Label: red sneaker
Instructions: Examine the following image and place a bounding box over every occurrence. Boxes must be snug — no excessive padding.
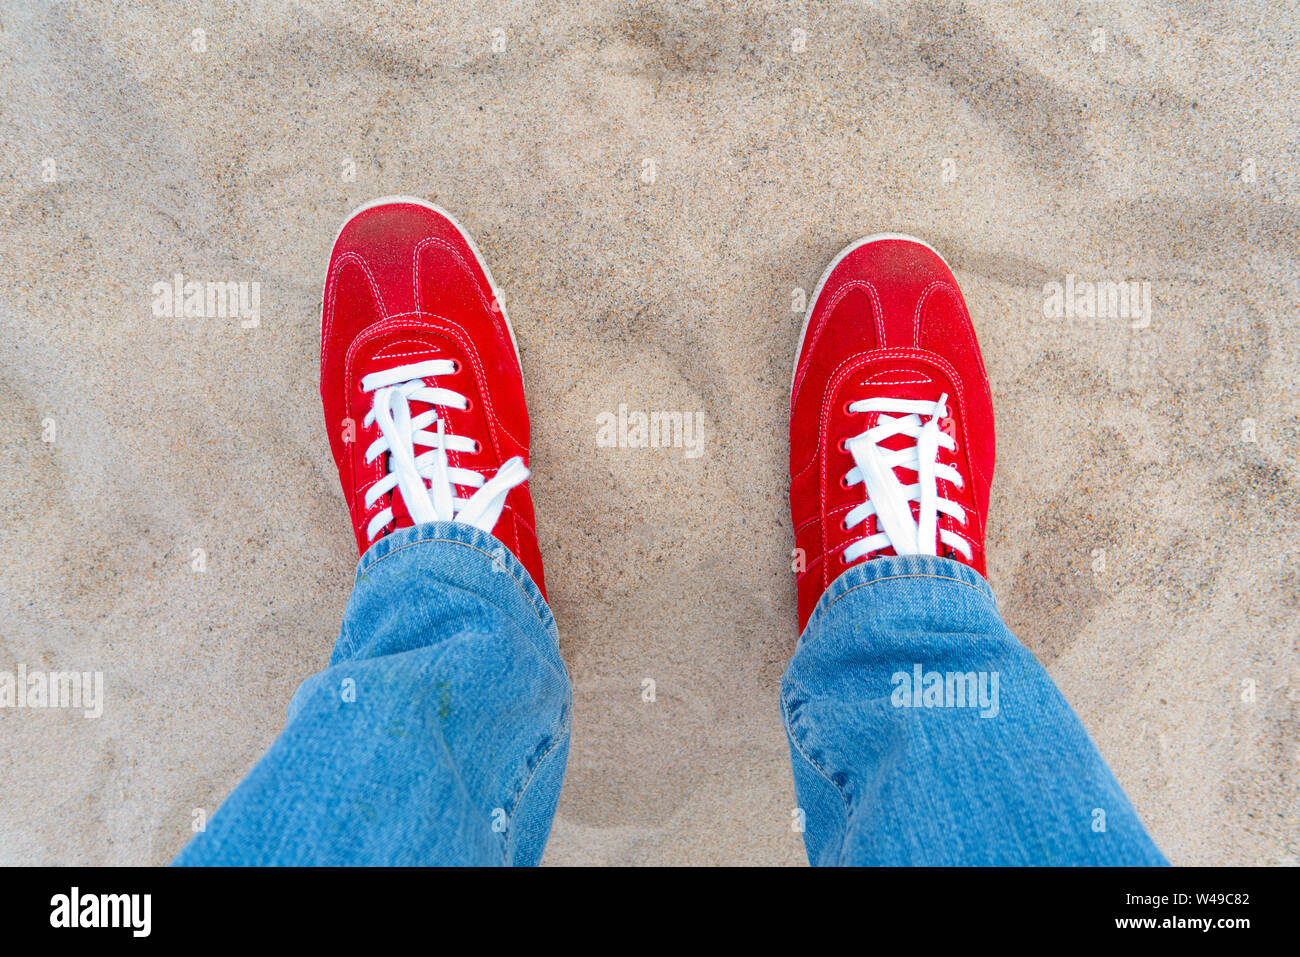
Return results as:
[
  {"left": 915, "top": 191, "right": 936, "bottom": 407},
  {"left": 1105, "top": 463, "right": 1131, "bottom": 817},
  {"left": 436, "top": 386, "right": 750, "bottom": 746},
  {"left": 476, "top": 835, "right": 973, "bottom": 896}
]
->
[
  {"left": 320, "top": 196, "right": 546, "bottom": 596},
  {"left": 789, "top": 235, "right": 995, "bottom": 631}
]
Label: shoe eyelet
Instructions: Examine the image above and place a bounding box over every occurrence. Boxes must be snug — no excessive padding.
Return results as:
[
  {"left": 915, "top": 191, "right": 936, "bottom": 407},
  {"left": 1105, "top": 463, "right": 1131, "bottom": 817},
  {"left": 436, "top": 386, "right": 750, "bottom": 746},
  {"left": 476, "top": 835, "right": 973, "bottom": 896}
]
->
[
  {"left": 463, "top": 397, "right": 474, "bottom": 413},
  {"left": 842, "top": 401, "right": 856, "bottom": 415},
  {"left": 449, "top": 360, "right": 462, "bottom": 374},
  {"left": 840, "top": 518, "right": 850, "bottom": 531},
  {"left": 838, "top": 474, "right": 850, "bottom": 488},
  {"left": 838, "top": 438, "right": 849, "bottom": 452},
  {"left": 471, "top": 440, "right": 482, "bottom": 454}
]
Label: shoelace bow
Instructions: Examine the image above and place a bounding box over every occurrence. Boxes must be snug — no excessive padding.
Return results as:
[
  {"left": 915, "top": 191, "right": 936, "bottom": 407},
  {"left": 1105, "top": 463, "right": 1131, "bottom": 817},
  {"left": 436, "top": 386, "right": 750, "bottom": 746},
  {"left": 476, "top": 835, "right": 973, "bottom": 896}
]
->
[
  {"left": 840, "top": 392, "right": 971, "bottom": 564},
  {"left": 360, "top": 359, "right": 528, "bottom": 541}
]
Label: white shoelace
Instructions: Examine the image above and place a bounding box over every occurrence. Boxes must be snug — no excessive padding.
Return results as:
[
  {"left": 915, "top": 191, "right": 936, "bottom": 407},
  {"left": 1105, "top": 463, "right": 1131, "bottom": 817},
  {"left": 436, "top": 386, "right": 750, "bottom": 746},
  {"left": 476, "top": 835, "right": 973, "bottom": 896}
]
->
[
  {"left": 840, "top": 393, "right": 971, "bottom": 564},
  {"left": 360, "top": 359, "right": 529, "bottom": 542}
]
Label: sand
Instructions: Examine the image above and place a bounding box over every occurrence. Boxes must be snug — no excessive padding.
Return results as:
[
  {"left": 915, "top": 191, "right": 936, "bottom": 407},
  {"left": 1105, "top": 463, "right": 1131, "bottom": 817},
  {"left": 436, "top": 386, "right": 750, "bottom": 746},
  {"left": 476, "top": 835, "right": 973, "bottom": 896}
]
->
[{"left": 0, "top": 0, "right": 1295, "bottom": 865}]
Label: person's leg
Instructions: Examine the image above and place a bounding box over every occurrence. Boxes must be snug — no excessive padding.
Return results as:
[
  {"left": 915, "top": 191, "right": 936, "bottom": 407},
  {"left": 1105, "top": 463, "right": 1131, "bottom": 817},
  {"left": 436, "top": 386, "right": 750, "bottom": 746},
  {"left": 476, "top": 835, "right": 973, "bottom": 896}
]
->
[
  {"left": 786, "top": 235, "right": 1164, "bottom": 865},
  {"left": 781, "top": 553, "right": 1165, "bottom": 865},
  {"left": 175, "top": 198, "right": 565, "bottom": 865},
  {"left": 175, "top": 521, "right": 570, "bottom": 866}
]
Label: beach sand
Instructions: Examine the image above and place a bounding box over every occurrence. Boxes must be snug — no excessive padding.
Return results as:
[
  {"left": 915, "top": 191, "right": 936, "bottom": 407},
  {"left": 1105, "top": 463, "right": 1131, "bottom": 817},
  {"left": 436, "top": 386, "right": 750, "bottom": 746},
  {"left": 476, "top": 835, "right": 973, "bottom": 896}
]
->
[{"left": 0, "top": 0, "right": 1295, "bottom": 865}]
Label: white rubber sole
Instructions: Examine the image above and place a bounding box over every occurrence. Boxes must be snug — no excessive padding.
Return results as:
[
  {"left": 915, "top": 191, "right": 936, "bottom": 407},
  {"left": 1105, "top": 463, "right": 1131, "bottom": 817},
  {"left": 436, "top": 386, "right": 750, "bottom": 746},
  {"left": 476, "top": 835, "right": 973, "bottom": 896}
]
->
[
  {"left": 790, "top": 232, "right": 953, "bottom": 396},
  {"left": 329, "top": 194, "right": 525, "bottom": 383}
]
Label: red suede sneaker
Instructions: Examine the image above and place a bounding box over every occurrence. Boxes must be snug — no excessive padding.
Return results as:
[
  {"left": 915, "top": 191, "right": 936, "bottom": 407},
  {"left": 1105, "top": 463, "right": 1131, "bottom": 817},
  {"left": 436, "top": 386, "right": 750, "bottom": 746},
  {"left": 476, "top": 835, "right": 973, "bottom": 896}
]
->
[
  {"left": 320, "top": 196, "right": 546, "bottom": 596},
  {"left": 789, "top": 234, "right": 995, "bottom": 631}
]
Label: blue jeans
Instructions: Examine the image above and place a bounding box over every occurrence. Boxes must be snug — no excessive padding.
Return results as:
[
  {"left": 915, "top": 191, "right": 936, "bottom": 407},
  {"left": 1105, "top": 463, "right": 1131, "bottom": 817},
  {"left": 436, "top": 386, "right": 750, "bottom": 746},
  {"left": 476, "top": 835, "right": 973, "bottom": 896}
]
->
[
  {"left": 175, "top": 524, "right": 1165, "bottom": 866},
  {"left": 783, "top": 554, "right": 1166, "bottom": 865}
]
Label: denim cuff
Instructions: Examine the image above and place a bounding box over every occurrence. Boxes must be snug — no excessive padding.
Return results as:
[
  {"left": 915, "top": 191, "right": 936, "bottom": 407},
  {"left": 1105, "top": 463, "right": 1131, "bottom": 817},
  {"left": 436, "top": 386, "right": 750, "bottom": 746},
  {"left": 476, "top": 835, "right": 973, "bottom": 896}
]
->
[
  {"left": 804, "top": 553, "right": 996, "bottom": 636},
  {"left": 351, "top": 520, "right": 554, "bottom": 640}
]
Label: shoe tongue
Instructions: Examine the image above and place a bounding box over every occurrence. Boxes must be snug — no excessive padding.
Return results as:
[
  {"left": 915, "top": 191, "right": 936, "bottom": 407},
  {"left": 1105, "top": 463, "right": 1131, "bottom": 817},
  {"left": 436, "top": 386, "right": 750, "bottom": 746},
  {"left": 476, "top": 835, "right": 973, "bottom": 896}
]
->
[
  {"left": 854, "top": 366, "right": 941, "bottom": 405},
  {"left": 387, "top": 479, "right": 417, "bottom": 531},
  {"left": 855, "top": 375, "right": 942, "bottom": 478},
  {"left": 368, "top": 355, "right": 444, "bottom": 534},
  {"left": 848, "top": 373, "right": 948, "bottom": 554}
]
